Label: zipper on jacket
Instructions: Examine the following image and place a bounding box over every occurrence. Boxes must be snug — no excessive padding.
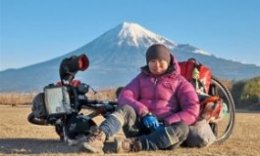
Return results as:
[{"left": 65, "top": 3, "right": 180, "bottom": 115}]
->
[
  {"left": 154, "top": 78, "right": 158, "bottom": 86},
  {"left": 153, "top": 78, "right": 158, "bottom": 105}
]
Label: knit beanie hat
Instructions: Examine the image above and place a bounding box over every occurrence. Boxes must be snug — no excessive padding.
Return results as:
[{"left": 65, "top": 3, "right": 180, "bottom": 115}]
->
[{"left": 146, "top": 44, "right": 171, "bottom": 64}]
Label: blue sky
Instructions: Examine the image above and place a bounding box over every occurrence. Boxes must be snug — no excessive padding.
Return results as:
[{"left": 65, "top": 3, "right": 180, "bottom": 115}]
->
[{"left": 1, "top": 0, "right": 260, "bottom": 71}]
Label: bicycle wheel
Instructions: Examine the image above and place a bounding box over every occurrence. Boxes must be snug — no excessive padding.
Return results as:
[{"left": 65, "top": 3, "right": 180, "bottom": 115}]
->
[
  {"left": 209, "top": 76, "right": 236, "bottom": 144},
  {"left": 27, "top": 112, "right": 48, "bottom": 125}
]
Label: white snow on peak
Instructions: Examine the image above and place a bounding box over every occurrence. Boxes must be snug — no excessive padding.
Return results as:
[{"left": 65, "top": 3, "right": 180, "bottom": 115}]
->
[
  {"left": 193, "top": 49, "right": 211, "bottom": 56},
  {"left": 116, "top": 22, "right": 176, "bottom": 48}
]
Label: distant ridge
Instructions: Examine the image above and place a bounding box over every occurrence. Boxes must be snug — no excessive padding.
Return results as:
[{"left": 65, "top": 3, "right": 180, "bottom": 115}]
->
[{"left": 1, "top": 22, "right": 260, "bottom": 92}]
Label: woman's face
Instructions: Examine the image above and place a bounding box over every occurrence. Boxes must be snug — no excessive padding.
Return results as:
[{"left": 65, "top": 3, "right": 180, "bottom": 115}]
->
[{"left": 148, "top": 59, "right": 169, "bottom": 75}]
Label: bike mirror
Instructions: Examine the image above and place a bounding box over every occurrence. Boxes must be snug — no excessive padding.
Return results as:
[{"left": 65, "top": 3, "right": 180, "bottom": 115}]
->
[{"left": 59, "top": 54, "right": 89, "bottom": 82}]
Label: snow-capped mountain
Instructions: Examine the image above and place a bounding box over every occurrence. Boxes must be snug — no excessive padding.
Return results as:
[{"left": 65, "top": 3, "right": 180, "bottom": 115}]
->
[{"left": 1, "top": 22, "right": 260, "bottom": 92}]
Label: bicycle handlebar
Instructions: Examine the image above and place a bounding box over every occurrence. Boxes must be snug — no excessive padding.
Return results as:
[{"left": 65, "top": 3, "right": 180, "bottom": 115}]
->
[{"left": 86, "top": 99, "right": 118, "bottom": 105}]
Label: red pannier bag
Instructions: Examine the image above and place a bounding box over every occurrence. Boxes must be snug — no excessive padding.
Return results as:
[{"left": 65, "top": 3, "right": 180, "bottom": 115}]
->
[
  {"left": 178, "top": 58, "right": 226, "bottom": 122},
  {"left": 178, "top": 58, "right": 212, "bottom": 93}
]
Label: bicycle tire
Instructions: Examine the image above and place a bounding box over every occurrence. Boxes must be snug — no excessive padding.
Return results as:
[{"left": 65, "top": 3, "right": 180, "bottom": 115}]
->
[
  {"left": 210, "top": 76, "right": 236, "bottom": 144},
  {"left": 27, "top": 112, "right": 48, "bottom": 125}
]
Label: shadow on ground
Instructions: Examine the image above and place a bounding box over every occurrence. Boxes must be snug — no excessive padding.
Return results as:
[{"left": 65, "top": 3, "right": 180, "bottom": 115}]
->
[
  {"left": 0, "top": 138, "right": 117, "bottom": 154},
  {"left": 0, "top": 138, "right": 82, "bottom": 154}
]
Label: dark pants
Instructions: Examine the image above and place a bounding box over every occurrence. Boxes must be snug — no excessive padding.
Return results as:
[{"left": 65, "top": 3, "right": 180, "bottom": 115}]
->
[{"left": 99, "top": 105, "right": 189, "bottom": 150}]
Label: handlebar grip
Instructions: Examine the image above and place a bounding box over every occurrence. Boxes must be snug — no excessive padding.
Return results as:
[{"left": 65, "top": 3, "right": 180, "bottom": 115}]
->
[
  {"left": 85, "top": 100, "right": 118, "bottom": 105},
  {"left": 107, "top": 101, "right": 118, "bottom": 105}
]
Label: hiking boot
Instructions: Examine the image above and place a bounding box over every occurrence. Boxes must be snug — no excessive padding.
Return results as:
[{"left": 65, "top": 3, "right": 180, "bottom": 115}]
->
[
  {"left": 81, "top": 126, "right": 106, "bottom": 153},
  {"left": 115, "top": 137, "right": 142, "bottom": 153},
  {"left": 67, "top": 135, "right": 87, "bottom": 146}
]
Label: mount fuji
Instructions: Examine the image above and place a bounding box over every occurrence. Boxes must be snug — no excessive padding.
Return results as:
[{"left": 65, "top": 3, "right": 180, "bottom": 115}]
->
[{"left": 1, "top": 22, "right": 260, "bottom": 92}]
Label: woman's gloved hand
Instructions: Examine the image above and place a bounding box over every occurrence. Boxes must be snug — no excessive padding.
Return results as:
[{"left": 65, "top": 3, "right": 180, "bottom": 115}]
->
[{"left": 142, "top": 113, "right": 160, "bottom": 131}]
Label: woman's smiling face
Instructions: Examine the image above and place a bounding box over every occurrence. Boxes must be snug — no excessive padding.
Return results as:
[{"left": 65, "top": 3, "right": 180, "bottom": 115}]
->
[{"left": 148, "top": 59, "right": 169, "bottom": 76}]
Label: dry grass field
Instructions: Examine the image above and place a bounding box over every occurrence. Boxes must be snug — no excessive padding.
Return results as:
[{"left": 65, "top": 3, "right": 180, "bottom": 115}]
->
[
  {"left": 0, "top": 104, "right": 260, "bottom": 156},
  {"left": 0, "top": 93, "right": 36, "bottom": 106}
]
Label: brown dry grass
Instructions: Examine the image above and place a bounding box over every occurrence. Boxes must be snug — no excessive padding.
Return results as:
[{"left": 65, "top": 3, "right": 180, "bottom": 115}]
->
[
  {"left": 0, "top": 89, "right": 117, "bottom": 106},
  {"left": 0, "top": 93, "right": 37, "bottom": 105},
  {"left": 86, "top": 88, "right": 118, "bottom": 101},
  {"left": 0, "top": 105, "right": 259, "bottom": 156}
]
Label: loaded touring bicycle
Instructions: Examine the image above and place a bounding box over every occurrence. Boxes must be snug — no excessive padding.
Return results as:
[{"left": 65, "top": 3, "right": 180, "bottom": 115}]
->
[{"left": 28, "top": 54, "right": 235, "bottom": 146}]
